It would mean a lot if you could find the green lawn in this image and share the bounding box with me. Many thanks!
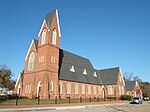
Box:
[0,97,116,105]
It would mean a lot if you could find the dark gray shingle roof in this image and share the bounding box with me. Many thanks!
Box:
[98,67,119,85]
[58,50,120,85]
[58,49,101,85]
[33,39,38,53]
[45,9,56,29]
[125,81,135,91]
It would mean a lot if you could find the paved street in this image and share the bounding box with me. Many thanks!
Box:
[40,102,150,112]
[1,102,150,112]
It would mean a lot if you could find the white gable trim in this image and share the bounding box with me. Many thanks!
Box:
[15,73,21,88]
[119,68,125,86]
[38,20,49,37]
[25,39,34,61]
[56,9,61,37]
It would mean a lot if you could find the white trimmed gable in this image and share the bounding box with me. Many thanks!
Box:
[38,20,49,37]
[25,39,35,61]
[119,68,125,86]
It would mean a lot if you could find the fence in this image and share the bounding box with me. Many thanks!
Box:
[0,95,119,106]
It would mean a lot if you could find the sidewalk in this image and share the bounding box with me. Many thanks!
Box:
[0,101,128,111]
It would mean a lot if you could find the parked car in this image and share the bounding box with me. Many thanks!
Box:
[130,97,142,104]
[143,97,149,101]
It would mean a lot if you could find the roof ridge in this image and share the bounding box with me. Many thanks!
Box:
[99,67,120,71]
[60,48,92,63]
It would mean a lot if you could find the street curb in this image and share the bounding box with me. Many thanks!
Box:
[0,102,128,111]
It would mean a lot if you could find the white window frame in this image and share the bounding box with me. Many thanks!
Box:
[41,29,46,45]
[28,52,35,71]
[59,82,62,94]
[121,86,124,95]
[29,85,31,93]
[88,85,91,94]
[25,85,27,93]
[93,86,96,95]
[74,83,78,94]
[118,85,121,95]
[98,86,101,95]
[39,56,44,63]
[49,81,53,91]
[127,91,130,95]
[52,29,57,45]
[108,86,114,95]
[81,84,85,94]
[66,83,71,94]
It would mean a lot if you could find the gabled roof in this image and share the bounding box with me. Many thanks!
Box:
[125,80,136,91]
[45,9,56,29]
[98,67,120,85]
[58,49,101,85]
[25,39,38,60]
[33,39,38,53]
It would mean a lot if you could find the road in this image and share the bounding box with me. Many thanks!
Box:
[47,102,150,112]
[1,101,150,112]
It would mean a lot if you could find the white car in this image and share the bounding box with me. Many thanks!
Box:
[144,97,149,101]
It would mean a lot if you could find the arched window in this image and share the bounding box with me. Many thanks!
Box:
[52,29,56,45]
[74,83,78,94]
[93,86,96,94]
[98,86,101,95]
[108,86,114,95]
[118,85,121,95]
[28,52,35,71]
[81,84,85,94]
[49,81,53,91]
[127,91,130,95]
[59,81,62,94]
[88,85,91,94]
[41,29,46,45]
[66,83,71,94]
[121,86,124,95]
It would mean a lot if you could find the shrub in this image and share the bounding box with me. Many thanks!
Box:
[121,95,132,101]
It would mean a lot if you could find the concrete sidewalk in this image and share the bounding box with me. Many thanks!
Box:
[0,101,128,111]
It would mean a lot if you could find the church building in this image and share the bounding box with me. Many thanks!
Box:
[15,9,141,99]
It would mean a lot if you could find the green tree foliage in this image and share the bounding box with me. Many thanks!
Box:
[0,65,15,90]
[139,82,150,97]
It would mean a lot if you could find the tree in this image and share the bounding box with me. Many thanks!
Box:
[139,82,150,97]
[123,72,142,82]
[0,65,15,90]
[124,72,150,97]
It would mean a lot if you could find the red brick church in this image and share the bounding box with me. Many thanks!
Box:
[15,9,142,99]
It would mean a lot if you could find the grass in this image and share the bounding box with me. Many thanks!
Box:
[0,97,116,105]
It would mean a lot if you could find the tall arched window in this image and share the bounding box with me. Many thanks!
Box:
[28,52,35,71]
[93,86,96,95]
[52,29,56,45]
[49,81,53,91]
[74,83,78,94]
[121,86,124,95]
[108,86,114,95]
[59,81,62,94]
[41,29,46,45]
[66,83,71,94]
[88,85,91,94]
[81,84,85,94]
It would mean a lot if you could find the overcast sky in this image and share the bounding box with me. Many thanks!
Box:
[0,0,150,82]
